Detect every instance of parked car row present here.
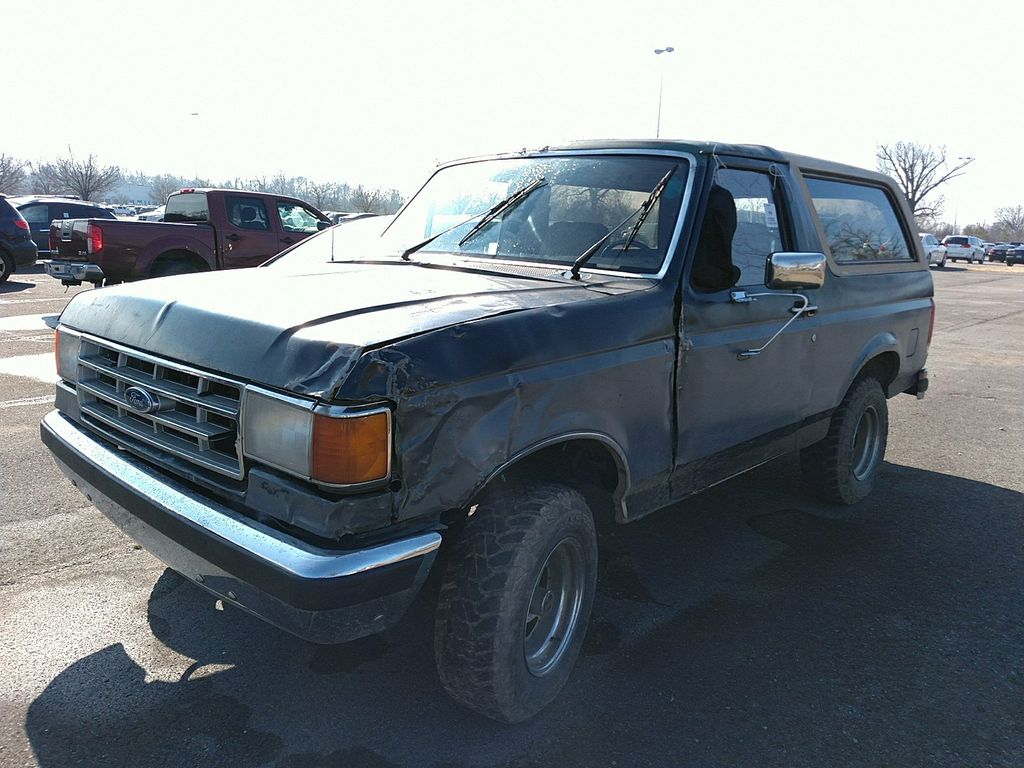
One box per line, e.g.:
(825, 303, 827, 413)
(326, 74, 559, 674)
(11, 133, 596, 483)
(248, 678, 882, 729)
(915, 233, 1024, 268)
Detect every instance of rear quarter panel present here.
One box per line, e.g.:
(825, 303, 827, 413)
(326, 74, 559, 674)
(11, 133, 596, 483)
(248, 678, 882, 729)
(790, 164, 933, 413)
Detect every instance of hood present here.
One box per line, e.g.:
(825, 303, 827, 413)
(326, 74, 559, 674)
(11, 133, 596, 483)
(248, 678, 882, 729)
(59, 261, 604, 397)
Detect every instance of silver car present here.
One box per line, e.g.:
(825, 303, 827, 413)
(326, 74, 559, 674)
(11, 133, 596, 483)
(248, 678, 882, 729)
(920, 233, 947, 268)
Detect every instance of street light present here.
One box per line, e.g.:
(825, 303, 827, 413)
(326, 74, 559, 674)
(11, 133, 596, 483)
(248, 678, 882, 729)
(654, 46, 674, 139)
(189, 112, 200, 184)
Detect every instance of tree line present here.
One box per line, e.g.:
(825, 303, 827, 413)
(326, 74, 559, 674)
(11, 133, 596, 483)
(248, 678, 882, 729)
(0, 150, 405, 215)
(3, 143, 1021, 239)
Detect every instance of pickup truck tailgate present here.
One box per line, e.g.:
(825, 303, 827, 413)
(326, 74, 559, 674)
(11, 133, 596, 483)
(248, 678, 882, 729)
(51, 219, 92, 261)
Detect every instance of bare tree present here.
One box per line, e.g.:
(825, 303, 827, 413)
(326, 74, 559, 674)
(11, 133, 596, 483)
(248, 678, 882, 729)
(875, 142, 974, 223)
(306, 180, 336, 209)
(30, 163, 66, 195)
(348, 185, 386, 213)
(150, 174, 186, 204)
(0, 154, 30, 194)
(49, 149, 122, 201)
(993, 205, 1024, 241)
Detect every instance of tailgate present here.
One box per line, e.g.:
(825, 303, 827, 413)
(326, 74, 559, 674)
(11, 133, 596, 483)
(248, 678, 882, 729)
(50, 219, 92, 261)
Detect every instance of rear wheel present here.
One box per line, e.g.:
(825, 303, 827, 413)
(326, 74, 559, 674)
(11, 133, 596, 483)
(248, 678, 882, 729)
(801, 376, 888, 505)
(149, 259, 202, 278)
(434, 481, 598, 723)
(0, 251, 13, 283)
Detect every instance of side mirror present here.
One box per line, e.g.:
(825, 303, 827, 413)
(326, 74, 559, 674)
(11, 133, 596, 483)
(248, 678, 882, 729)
(316, 219, 333, 231)
(765, 252, 826, 290)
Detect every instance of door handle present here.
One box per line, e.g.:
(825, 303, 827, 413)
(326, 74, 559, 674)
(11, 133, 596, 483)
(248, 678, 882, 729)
(226, 233, 240, 242)
(281, 236, 295, 245)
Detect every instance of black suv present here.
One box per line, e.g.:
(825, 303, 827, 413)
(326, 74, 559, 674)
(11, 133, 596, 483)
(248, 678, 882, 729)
(0, 194, 38, 283)
(8, 196, 116, 259)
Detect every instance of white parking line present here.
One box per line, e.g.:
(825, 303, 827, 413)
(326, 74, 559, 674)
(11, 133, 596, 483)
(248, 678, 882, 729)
(0, 395, 54, 409)
(0, 296, 76, 306)
(0, 353, 58, 384)
(0, 314, 59, 332)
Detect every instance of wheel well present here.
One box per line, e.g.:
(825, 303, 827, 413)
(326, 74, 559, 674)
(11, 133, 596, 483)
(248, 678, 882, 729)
(150, 250, 209, 274)
(858, 351, 900, 390)
(471, 438, 627, 527)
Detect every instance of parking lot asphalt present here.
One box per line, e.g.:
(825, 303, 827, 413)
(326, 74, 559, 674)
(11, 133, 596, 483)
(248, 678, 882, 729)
(1, 261, 1022, 768)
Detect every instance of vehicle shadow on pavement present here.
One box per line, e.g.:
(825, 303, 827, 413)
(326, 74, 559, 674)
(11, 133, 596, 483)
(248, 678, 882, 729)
(0, 279, 35, 294)
(25, 458, 1024, 768)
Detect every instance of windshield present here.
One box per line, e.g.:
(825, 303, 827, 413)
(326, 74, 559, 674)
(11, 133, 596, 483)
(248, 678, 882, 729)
(267, 154, 689, 276)
(384, 155, 687, 274)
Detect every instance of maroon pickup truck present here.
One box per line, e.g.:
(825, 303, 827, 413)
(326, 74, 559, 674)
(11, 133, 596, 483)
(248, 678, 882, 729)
(45, 188, 329, 286)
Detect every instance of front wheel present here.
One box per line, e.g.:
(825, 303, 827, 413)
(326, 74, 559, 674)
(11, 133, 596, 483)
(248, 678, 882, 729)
(434, 481, 598, 723)
(801, 376, 888, 505)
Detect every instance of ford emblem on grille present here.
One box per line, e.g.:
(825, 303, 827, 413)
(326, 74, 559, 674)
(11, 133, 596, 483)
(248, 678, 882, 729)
(124, 386, 158, 414)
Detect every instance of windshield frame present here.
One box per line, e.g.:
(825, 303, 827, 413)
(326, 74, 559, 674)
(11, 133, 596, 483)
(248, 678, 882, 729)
(382, 148, 698, 281)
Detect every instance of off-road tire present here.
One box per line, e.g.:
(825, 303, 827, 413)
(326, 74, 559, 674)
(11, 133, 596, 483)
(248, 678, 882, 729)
(0, 251, 13, 283)
(801, 376, 888, 505)
(434, 480, 598, 723)
(149, 259, 200, 278)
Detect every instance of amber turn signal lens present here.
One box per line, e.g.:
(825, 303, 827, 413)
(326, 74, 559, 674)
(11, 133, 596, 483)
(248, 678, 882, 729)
(311, 411, 390, 485)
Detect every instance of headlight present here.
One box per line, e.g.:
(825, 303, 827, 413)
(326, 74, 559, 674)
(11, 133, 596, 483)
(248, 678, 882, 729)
(54, 327, 81, 382)
(241, 386, 392, 487)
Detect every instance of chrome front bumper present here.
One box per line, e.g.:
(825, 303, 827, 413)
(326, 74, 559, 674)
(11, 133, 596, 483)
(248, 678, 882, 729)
(44, 260, 105, 285)
(41, 410, 440, 643)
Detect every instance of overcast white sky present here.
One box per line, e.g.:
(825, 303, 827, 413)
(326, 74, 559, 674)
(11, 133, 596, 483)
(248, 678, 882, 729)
(4, 0, 1021, 224)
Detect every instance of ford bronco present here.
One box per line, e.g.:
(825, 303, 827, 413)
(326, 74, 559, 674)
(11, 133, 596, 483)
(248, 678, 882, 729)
(41, 140, 933, 722)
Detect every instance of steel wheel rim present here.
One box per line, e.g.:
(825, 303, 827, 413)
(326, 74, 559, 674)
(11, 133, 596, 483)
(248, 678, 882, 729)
(524, 538, 585, 677)
(852, 405, 882, 480)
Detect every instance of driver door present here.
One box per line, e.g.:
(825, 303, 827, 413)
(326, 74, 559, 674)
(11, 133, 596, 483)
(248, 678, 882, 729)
(674, 164, 818, 483)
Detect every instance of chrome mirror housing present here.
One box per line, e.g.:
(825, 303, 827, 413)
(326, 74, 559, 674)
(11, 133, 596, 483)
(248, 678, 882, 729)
(766, 252, 827, 290)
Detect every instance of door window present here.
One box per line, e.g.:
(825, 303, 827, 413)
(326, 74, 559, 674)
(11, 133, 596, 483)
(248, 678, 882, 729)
(226, 196, 269, 231)
(693, 168, 788, 290)
(277, 202, 320, 234)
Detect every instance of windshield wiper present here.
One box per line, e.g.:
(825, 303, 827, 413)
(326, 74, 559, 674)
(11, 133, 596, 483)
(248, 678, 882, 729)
(568, 166, 677, 280)
(457, 177, 547, 247)
(400, 177, 547, 261)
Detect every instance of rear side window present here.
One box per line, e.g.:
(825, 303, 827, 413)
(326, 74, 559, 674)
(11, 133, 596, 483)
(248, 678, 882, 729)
(806, 177, 912, 262)
(76, 204, 115, 219)
(226, 196, 269, 231)
(19, 204, 50, 225)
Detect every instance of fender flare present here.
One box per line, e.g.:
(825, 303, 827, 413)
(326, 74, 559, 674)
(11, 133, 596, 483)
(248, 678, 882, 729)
(844, 331, 901, 394)
(474, 431, 632, 522)
(137, 234, 215, 275)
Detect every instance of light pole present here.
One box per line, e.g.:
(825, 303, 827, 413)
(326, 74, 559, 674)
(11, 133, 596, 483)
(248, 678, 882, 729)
(654, 46, 674, 138)
(190, 112, 200, 184)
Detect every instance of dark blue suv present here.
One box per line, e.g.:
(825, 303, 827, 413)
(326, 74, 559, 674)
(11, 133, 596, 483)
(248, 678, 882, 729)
(0, 194, 38, 283)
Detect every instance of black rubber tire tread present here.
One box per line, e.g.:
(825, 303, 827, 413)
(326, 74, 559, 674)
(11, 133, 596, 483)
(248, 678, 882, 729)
(0, 250, 13, 283)
(149, 256, 202, 278)
(434, 480, 597, 723)
(801, 376, 888, 505)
